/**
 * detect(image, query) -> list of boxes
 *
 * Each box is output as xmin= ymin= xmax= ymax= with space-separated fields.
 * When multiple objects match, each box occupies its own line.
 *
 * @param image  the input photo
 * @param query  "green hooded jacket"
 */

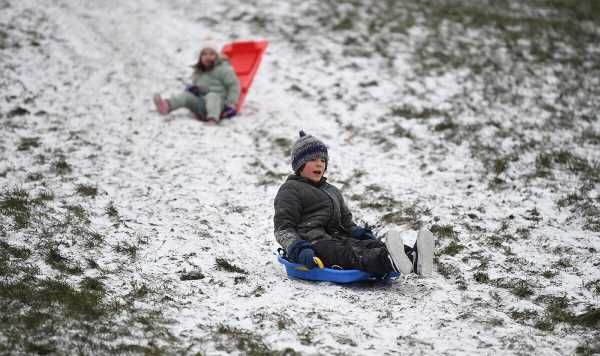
xmin=191 ymin=56 xmax=240 ymax=107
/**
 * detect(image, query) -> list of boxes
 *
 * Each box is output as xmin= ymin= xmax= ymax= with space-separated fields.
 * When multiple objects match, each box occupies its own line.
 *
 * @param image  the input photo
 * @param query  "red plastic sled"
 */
xmin=221 ymin=40 xmax=268 ymax=113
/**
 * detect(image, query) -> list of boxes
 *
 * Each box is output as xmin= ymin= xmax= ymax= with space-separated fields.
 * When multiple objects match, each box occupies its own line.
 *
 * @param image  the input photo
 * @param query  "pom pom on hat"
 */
xmin=200 ymin=37 xmax=220 ymax=54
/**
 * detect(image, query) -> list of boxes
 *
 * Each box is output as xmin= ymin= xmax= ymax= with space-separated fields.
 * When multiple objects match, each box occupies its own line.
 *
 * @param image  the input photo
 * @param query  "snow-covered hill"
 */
xmin=1 ymin=0 xmax=599 ymax=354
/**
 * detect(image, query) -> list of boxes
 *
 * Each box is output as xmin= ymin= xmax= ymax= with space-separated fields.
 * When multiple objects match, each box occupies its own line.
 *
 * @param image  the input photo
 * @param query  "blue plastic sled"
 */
xmin=277 ymin=256 xmax=399 ymax=284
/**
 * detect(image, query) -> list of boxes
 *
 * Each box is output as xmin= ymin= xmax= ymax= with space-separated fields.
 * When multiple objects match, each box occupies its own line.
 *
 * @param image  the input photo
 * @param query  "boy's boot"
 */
xmin=413 ymin=229 xmax=434 ymax=275
xmin=384 ymin=230 xmax=413 ymax=275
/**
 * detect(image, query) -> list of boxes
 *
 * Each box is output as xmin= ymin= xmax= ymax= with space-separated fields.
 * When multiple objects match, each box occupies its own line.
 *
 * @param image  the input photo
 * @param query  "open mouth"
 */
xmin=312 ymin=170 xmax=322 ymax=175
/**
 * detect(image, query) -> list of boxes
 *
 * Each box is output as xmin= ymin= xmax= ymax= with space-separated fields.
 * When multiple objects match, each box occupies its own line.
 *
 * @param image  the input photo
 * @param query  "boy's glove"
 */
xmin=351 ymin=226 xmax=376 ymax=240
xmin=297 ymin=249 xmax=317 ymax=269
xmin=186 ymin=85 xmax=206 ymax=97
xmin=221 ymin=104 xmax=237 ymax=119
xmin=287 ymin=240 xmax=317 ymax=269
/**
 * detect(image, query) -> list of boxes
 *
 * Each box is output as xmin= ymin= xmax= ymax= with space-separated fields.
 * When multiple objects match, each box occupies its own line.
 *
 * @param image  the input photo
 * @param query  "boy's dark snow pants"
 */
xmin=311 ymin=238 xmax=395 ymax=274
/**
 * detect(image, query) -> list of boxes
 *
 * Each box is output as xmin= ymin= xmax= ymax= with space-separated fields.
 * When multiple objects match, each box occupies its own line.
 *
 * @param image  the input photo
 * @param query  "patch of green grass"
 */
xmin=113 ymin=241 xmax=138 ymax=259
xmin=180 ymin=270 xmax=205 ymax=281
xmin=17 ymin=137 xmax=40 ymax=151
xmin=542 ymin=270 xmax=558 ymax=279
xmin=33 ymin=191 xmax=54 ymax=205
xmin=389 ymin=105 xmax=447 ymax=120
xmin=392 ymin=123 xmax=414 ymax=139
xmin=585 ymin=279 xmax=600 ymax=295
xmin=441 ymin=241 xmax=465 ymax=256
xmin=576 ymin=343 xmax=600 ymax=356
xmin=436 ymin=260 xmax=466 ymax=289
xmin=7 ymin=106 xmax=30 ymax=118
xmin=510 ymin=308 xmax=539 ymax=322
xmin=0 ymin=240 xmax=32 ymax=260
xmin=26 ymin=172 xmax=43 ymax=181
xmin=105 ymin=201 xmax=120 ymax=220
xmin=524 ymin=207 xmax=542 ymax=222
xmin=557 ymin=192 xmax=581 ymax=208
xmin=76 ymin=184 xmax=97 ymax=198
xmin=535 ymin=150 xmax=599 ymax=182
xmin=430 ymin=224 xmax=457 ymax=239
xmin=372 ymin=135 xmax=397 ymax=152
xmin=215 ymin=257 xmax=248 ymax=274
xmin=556 ymin=189 xmax=600 ymax=232
xmin=531 ymin=294 xmax=600 ymax=332
xmin=494 ymin=278 xmax=535 ymax=298
xmin=80 ymin=277 xmax=105 ymax=293
xmin=65 ymin=204 xmax=88 ymax=222
xmin=358 ymin=195 xmax=397 ymax=210
xmin=580 ymin=129 xmax=600 ymax=145
xmin=551 ymin=257 xmax=572 ymax=269
xmin=365 ymin=184 xmax=383 ymax=193
xmin=378 ymin=202 xmax=430 ymax=229
xmin=493 ymin=157 xmax=510 ymax=175
xmin=0 ymin=188 xmax=32 ymax=229
xmin=212 ymin=324 xmax=298 ymax=355
xmin=297 ymin=328 xmax=314 ymax=346
xmin=54 ymin=156 xmax=71 ymax=175
xmin=332 ymin=17 xmax=354 ymax=31
xmin=273 ymin=137 xmax=292 ymax=157
xmin=252 ymin=285 xmax=266 ymax=297
xmin=515 ymin=227 xmax=530 ymax=239
xmin=45 ymin=247 xmax=83 ymax=275
xmin=276 ymin=315 xmax=293 ymax=330
xmin=535 ymin=152 xmax=553 ymax=178
xmin=433 ymin=119 xmax=459 ymax=133
xmin=1 ymin=277 xmax=107 ymax=321
xmin=473 ymin=271 xmax=489 ymax=283
xmin=572 ymin=308 xmax=600 ymax=328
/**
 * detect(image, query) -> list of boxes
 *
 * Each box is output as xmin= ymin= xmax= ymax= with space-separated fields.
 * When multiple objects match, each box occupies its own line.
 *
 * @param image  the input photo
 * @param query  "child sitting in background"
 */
xmin=153 ymin=43 xmax=239 ymax=124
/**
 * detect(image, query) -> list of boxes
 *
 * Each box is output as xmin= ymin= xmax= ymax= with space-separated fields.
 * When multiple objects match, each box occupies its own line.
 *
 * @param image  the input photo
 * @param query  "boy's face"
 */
xmin=300 ymin=159 xmax=326 ymax=183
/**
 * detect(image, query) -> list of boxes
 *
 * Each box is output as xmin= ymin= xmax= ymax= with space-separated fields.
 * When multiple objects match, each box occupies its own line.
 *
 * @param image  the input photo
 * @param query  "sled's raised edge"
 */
xmin=277 ymin=256 xmax=398 ymax=284
xmin=221 ymin=40 xmax=268 ymax=112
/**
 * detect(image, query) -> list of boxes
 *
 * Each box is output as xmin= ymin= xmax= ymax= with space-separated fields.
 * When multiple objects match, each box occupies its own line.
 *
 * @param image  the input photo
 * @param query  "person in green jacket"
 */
xmin=153 ymin=44 xmax=240 ymax=124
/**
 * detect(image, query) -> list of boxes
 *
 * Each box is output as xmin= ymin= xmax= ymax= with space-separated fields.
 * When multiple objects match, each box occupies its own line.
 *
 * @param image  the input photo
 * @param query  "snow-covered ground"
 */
xmin=1 ymin=0 xmax=599 ymax=354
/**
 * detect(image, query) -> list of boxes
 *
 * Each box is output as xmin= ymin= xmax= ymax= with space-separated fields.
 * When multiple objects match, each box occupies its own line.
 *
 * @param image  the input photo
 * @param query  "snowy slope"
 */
xmin=1 ymin=0 xmax=599 ymax=355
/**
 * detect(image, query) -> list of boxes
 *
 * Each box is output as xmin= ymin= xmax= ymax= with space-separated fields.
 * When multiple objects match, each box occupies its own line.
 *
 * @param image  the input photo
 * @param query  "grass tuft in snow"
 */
xmin=585 ymin=279 xmax=600 ymax=296
xmin=494 ymin=278 xmax=535 ymax=298
xmin=430 ymin=224 xmax=458 ymax=239
xmin=212 ymin=324 xmax=300 ymax=355
xmin=377 ymin=201 xmax=430 ymax=229
xmin=53 ymin=156 xmax=72 ymax=175
xmin=76 ymin=184 xmax=98 ymax=198
xmin=113 ymin=241 xmax=139 ymax=259
xmin=473 ymin=271 xmax=489 ymax=284
xmin=35 ymin=190 xmax=54 ymax=203
xmin=531 ymin=294 xmax=600 ymax=332
xmin=46 ymin=246 xmax=83 ymax=275
xmin=215 ymin=257 xmax=248 ymax=274
xmin=440 ymin=240 xmax=465 ymax=256
xmin=0 ymin=188 xmax=32 ymax=229
xmin=17 ymin=137 xmax=40 ymax=151
xmin=436 ymin=260 xmax=467 ymax=290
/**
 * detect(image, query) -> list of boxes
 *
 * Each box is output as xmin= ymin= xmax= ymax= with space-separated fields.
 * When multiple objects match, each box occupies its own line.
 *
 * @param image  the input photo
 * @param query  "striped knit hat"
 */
xmin=291 ymin=130 xmax=328 ymax=173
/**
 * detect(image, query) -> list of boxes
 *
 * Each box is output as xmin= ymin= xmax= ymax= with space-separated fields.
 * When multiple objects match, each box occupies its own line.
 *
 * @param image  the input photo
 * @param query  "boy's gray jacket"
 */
xmin=191 ymin=57 xmax=240 ymax=107
xmin=273 ymin=174 xmax=357 ymax=251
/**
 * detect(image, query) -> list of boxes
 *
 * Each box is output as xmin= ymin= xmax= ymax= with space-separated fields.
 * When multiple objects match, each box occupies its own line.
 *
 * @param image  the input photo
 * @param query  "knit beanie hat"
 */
xmin=291 ymin=130 xmax=328 ymax=173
